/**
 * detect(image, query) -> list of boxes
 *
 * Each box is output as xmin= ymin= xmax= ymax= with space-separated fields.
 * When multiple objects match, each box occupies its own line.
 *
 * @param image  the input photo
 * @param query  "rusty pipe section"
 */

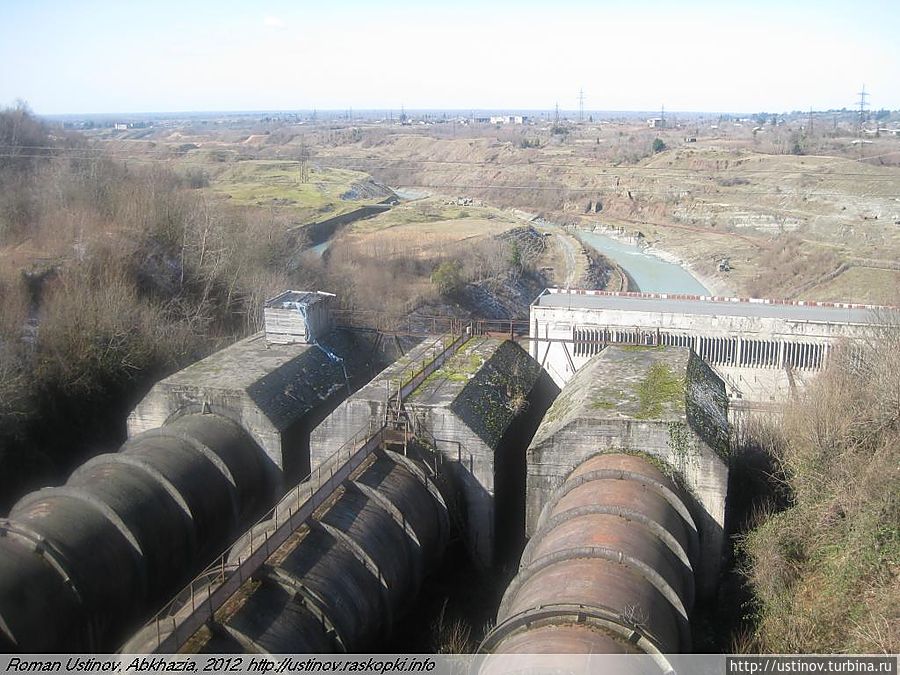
xmin=481 ymin=453 xmax=698 ymax=656
xmin=0 ymin=414 xmax=270 ymax=653
xmin=127 ymin=447 xmax=449 ymax=654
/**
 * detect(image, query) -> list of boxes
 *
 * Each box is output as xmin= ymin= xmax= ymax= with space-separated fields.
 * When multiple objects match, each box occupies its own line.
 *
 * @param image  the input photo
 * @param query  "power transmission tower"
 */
xmin=660 ymin=103 xmax=665 ymax=128
xmin=857 ymin=85 xmax=869 ymax=125
xmin=578 ymin=88 xmax=585 ymax=122
xmin=554 ymin=102 xmax=560 ymax=126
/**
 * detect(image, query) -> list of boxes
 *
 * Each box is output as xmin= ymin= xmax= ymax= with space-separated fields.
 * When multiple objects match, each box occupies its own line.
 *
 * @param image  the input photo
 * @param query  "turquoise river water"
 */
xmin=577 ymin=229 xmax=710 ymax=295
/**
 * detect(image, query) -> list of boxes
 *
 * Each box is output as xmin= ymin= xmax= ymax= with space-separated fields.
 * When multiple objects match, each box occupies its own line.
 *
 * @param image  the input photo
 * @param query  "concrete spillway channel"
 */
xmin=481 ymin=453 xmax=697 ymax=658
xmin=0 ymin=414 xmax=269 ymax=652
xmin=126 ymin=445 xmax=450 ymax=653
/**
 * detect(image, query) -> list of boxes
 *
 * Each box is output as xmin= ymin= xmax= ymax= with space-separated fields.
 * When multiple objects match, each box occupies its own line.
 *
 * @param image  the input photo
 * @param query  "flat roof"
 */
xmin=265 ymin=290 xmax=335 ymax=308
xmin=162 ymin=333 xmax=320 ymax=392
xmin=533 ymin=289 xmax=894 ymax=325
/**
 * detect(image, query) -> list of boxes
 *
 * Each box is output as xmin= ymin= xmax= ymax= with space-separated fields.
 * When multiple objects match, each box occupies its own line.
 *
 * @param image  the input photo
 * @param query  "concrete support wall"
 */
xmin=129 ymin=329 xmax=386 ymax=490
xmin=525 ymin=347 xmax=729 ymax=599
xmin=311 ymin=337 xmax=558 ymax=569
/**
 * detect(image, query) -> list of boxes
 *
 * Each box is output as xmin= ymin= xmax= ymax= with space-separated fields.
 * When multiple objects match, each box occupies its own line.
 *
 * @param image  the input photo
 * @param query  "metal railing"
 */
xmin=140 ymin=422 xmax=385 ymax=654
xmin=332 ymin=309 xmax=529 ymax=340
xmin=133 ymin=330 xmax=472 ymax=655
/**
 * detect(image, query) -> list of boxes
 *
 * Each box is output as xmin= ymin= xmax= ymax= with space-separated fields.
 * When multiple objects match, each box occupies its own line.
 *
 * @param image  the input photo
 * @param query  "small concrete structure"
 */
xmin=525 ymin=346 xmax=729 ymax=598
xmin=129 ymin=329 xmax=382 ymax=490
xmin=263 ymin=290 xmax=335 ymax=345
xmin=311 ymin=336 xmax=559 ymax=568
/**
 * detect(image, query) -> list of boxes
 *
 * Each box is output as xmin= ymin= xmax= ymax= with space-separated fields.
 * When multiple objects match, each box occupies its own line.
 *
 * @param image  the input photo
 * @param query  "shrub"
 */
xmin=430 ymin=260 xmax=464 ymax=296
xmin=739 ymin=328 xmax=900 ymax=653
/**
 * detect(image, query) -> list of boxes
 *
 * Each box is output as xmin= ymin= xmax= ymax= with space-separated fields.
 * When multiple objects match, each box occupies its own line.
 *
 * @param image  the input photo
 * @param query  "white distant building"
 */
xmin=114 ymin=123 xmax=128 ymax=131
xmin=647 ymin=117 xmax=665 ymax=128
xmin=490 ymin=115 xmax=527 ymax=125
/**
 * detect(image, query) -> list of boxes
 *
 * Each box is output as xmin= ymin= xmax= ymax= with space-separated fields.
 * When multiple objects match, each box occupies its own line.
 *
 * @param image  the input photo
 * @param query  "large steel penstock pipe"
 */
xmin=481 ymin=453 xmax=699 ymax=657
xmin=0 ymin=414 xmax=269 ymax=652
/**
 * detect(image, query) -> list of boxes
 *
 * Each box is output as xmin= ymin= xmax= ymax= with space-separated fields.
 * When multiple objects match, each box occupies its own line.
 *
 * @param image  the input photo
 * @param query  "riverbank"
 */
xmin=574 ymin=223 xmax=732 ymax=296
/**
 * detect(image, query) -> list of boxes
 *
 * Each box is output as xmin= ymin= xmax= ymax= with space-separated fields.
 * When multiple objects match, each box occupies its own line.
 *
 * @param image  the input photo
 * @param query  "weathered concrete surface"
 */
xmin=530 ymin=287 xmax=892 ymax=402
xmin=263 ymin=290 xmax=335 ymax=345
xmin=129 ymin=329 xmax=388 ymax=490
xmin=311 ymin=336 xmax=559 ymax=568
xmin=525 ymin=346 xmax=729 ymax=597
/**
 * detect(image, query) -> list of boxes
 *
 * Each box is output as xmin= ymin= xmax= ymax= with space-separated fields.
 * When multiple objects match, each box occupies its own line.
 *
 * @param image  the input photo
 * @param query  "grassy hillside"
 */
xmin=739 ymin=330 xmax=899 ymax=653
xmin=308 ymin=125 xmax=900 ymax=304
xmin=0 ymin=109 xmax=545 ymax=508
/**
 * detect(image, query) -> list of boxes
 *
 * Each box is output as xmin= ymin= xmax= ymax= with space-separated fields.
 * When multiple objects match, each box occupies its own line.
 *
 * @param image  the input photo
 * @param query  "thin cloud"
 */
xmin=263 ymin=15 xmax=285 ymax=29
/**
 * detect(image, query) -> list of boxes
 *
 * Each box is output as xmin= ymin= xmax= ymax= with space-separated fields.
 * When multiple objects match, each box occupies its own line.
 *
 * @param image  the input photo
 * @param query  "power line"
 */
xmin=5 ymin=149 xmax=896 ymax=197
xmin=1 ymin=147 xmax=898 ymax=181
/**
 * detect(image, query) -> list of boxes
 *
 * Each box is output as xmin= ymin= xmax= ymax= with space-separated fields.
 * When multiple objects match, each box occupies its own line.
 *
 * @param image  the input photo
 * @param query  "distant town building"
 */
xmin=647 ymin=117 xmax=666 ymax=128
xmin=114 ymin=123 xmax=128 ymax=131
xmin=489 ymin=115 xmax=528 ymax=125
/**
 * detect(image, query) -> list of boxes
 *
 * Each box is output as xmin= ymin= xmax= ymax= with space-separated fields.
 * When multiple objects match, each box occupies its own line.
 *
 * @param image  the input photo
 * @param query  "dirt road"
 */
xmin=554 ymin=229 xmax=580 ymax=287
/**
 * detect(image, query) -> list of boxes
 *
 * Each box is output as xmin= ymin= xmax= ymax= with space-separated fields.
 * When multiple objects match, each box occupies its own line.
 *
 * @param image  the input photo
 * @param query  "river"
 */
xmin=310 ymin=241 xmax=331 ymax=257
xmin=577 ymin=229 xmax=710 ymax=294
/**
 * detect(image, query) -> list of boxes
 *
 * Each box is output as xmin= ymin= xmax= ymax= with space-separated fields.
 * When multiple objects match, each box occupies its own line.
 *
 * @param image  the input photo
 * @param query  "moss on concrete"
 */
xmin=420 ymin=341 xmax=484 ymax=386
xmin=449 ymin=341 xmax=542 ymax=449
xmin=685 ymin=353 xmax=730 ymax=460
xmin=635 ymin=362 xmax=686 ymax=420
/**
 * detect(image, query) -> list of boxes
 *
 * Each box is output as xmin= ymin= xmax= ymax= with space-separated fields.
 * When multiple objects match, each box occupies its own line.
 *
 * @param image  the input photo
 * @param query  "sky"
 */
xmin=1 ymin=0 xmax=898 ymax=115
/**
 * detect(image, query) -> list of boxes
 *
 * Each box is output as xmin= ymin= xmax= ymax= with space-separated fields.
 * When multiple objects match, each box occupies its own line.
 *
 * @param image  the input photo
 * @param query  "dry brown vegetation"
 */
xmin=0 ymin=107 xmax=304 ymax=506
xmin=0 ymin=108 xmax=544 ymax=507
xmin=738 ymin=329 xmax=900 ymax=653
xmin=286 ymin=120 xmax=900 ymax=303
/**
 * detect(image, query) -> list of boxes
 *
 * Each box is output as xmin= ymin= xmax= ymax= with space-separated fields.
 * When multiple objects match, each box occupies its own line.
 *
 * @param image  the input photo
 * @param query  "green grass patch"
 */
xmin=591 ymin=399 xmax=616 ymax=409
xmin=348 ymin=199 xmax=517 ymax=234
xmin=635 ymin=362 xmax=685 ymax=419
xmin=208 ymin=161 xmax=370 ymax=211
xmin=418 ymin=341 xmax=484 ymax=388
